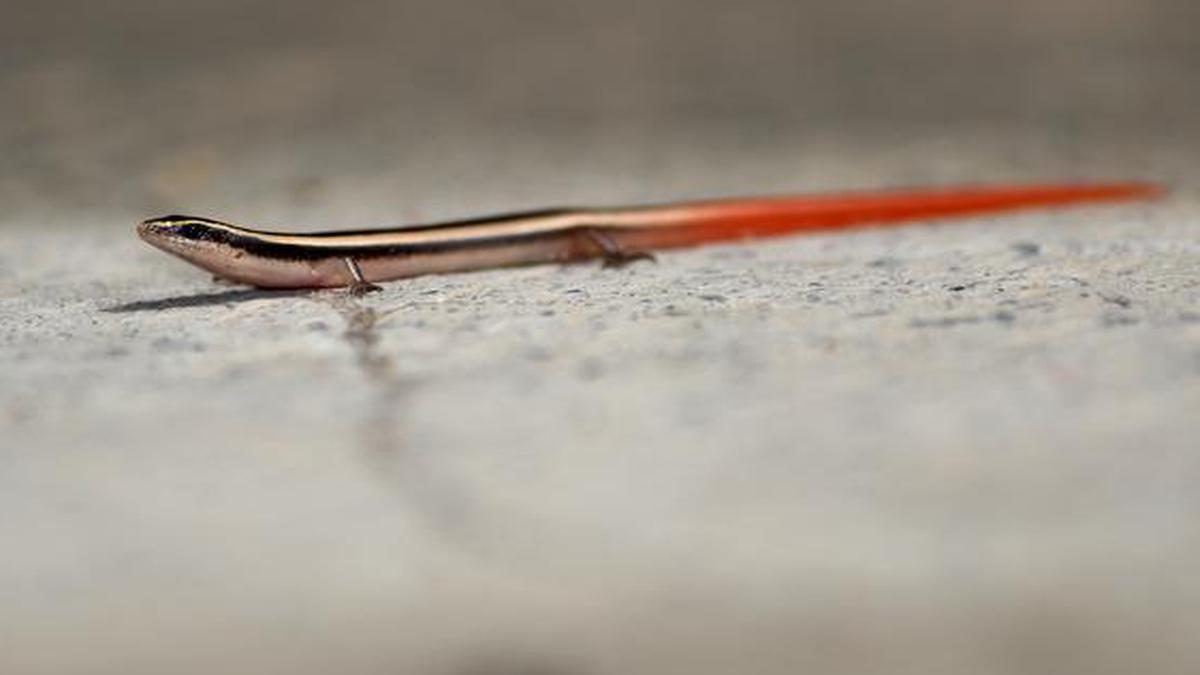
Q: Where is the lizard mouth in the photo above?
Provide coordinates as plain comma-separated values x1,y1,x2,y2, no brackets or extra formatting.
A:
137,216,231,263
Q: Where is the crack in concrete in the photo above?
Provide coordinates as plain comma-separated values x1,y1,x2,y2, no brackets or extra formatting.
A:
329,294,395,385
319,292,478,542
314,292,654,577
323,293,407,469
315,293,589,572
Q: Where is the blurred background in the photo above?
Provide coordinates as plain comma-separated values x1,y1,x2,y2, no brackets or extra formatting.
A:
3,2,1199,675
3,0,1197,225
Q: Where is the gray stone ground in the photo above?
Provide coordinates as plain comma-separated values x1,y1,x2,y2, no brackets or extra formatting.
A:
2,2,1198,674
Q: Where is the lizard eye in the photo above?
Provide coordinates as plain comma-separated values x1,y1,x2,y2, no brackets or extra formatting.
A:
137,216,225,243
174,222,210,239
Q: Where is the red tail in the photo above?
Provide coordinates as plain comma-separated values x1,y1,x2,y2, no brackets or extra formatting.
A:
613,182,1161,250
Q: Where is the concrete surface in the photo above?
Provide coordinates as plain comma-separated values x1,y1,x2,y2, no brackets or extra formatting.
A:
2,2,1199,674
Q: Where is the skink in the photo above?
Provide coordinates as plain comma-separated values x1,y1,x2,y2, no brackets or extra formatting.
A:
138,182,1158,294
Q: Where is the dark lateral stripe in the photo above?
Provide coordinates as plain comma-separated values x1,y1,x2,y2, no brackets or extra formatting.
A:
291,208,579,237
223,227,574,261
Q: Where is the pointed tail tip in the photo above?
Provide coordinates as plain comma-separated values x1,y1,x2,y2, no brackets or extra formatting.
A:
1091,181,1165,201
1025,180,1164,208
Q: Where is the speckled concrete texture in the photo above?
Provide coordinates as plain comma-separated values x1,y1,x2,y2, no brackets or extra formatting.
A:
2,2,1199,674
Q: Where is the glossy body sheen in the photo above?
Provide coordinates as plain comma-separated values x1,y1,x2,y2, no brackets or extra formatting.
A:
138,183,1159,290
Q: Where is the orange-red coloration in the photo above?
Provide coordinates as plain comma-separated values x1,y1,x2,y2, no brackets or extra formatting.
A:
611,182,1160,251
138,182,1160,289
